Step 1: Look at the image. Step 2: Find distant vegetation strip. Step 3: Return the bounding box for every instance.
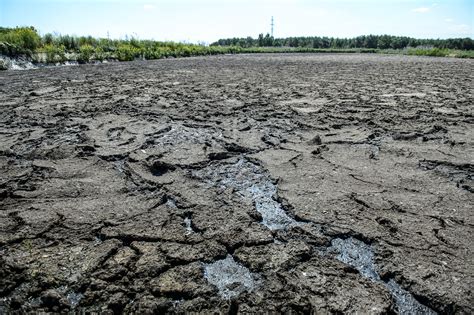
[214,33,474,58]
[213,33,474,50]
[1,27,473,65]
[227,47,474,58]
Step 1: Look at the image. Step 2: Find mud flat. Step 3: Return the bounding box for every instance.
[0,54,473,313]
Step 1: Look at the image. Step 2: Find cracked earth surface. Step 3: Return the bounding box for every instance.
[0,54,473,314]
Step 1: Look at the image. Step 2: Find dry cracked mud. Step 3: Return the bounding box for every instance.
[0,54,473,314]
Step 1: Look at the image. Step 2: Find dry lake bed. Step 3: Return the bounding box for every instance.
[0,54,473,313]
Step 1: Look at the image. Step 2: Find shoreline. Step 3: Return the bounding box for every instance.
[2,48,473,71]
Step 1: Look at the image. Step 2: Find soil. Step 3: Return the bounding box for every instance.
[0,54,473,314]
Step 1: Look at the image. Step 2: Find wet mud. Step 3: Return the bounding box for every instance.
[0,54,473,313]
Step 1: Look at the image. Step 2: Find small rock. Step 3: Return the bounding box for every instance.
[311,145,328,155]
[0,58,10,70]
[308,135,322,145]
[311,148,321,155]
[41,289,68,309]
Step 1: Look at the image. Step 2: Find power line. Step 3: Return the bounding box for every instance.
[271,16,274,37]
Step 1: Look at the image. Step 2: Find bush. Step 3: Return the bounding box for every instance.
[43,44,66,63]
[0,27,41,55]
[78,44,95,63]
[0,42,21,57]
[116,44,139,61]
[143,47,165,60]
[94,46,106,61]
[13,27,41,51]
[407,48,450,57]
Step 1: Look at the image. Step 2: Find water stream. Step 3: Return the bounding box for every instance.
[193,158,297,230]
[328,237,437,315]
[195,157,436,313]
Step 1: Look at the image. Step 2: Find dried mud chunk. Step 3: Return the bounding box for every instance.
[308,135,322,145]
[128,295,170,314]
[85,114,154,156]
[131,242,169,277]
[40,289,69,311]
[275,223,331,246]
[286,258,393,313]
[30,87,59,96]
[76,144,96,156]
[0,257,26,295]
[311,145,329,155]
[160,240,226,263]
[207,151,236,161]
[81,239,122,273]
[100,206,198,243]
[216,222,274,248]
[150,262,215,298]
[106,292,129,313]
[234,240,312,272]
[230,256,393,313]
[126,160,176,186]
[94,246,136,281]
[172,296,227,313]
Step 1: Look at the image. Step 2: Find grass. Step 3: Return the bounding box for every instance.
[380,47,474,58]
[406,48,474,58]
[238,47,379,54]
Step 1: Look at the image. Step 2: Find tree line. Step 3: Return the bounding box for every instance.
[212,34,474,50]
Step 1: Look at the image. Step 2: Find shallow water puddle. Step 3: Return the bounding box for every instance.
[66,291,84,308]
[193,158,297,230]
[203,255,259,299]
[386,279,436,315]
[330,237,379,280]
[183,217,193,234]
[329,238,436,315]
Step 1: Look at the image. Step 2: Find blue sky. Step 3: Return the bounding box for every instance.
[1,0,473,43]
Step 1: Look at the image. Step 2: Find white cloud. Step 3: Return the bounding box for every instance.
[412,7,430,13]
[444,18,453,23]
[143,4,156,10]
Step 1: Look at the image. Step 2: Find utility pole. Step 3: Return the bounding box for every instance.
[271,16,274,37]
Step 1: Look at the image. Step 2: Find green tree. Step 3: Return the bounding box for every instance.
[257,33,264,47]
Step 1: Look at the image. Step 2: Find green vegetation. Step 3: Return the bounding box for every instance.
[377,47,474,58]
[214,34,474,58]
[1,27,473,65]
[230,47,378,54]
[0,27,234,63]
[213,34,474,50]
[78,44,95,63]
[0,26,41,53]
[406,48,474,58]
[41,44,67,63]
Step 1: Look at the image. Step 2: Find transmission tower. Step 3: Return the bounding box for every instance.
[271,16,274,37]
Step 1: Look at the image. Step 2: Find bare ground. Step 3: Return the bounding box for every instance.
[0,54,473,314]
